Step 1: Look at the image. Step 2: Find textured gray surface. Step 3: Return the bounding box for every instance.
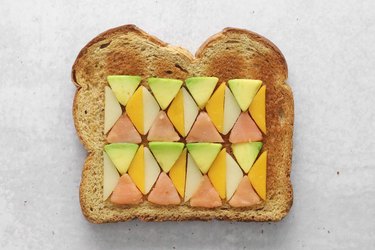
[0,0,375,249]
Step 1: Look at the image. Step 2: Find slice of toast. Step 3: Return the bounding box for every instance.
[72,25,294,223]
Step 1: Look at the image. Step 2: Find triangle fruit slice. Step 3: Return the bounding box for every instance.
[223,86,241,134]
[228,79,262,111]
[190,175,222,208]
[149,142,184,173]
[184,153,204,202]
[206,82,225,133]
[226,152,243,200]
[167,89,185,136]
[148,172,181,205]
[232,142,263,173]
[104,86,122,134]
[185,77,218,109]
[103,152,120,201]
[186,112,223,143]
[104,143,139,175]
[186,143,222,174]
[169,149,187,198]
[229,176,261,207]
[126,86,160,135]
[107,113,142,143]
[144,147,161,194]
[147,111,180,142]
[143,87,160,134]
[126,86,144,134]
[207,148,226,199]
[249,85,266,134]
[182,88,199,135]
[128,145,145,194]
[248,151,267,200]
[229,112,263,143]
[107,75,141,106]
[148,78,183,110]
[110,174,143,205]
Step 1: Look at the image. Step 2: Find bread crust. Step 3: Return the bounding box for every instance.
[72,25,293,223]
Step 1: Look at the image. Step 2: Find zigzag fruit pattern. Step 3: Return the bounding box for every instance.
[103,76,267,208]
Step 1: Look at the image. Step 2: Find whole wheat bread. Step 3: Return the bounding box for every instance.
[72,25,294,223]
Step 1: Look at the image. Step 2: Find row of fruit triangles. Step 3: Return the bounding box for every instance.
[103,142,266,205]
[104,76,266,136]
[107,110,263,144]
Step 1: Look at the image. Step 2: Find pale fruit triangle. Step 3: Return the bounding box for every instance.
[103,152,120,201]
[148,78,183,110]
[104,86,122,134]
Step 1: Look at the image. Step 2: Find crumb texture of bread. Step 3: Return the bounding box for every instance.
[73,25,293,223]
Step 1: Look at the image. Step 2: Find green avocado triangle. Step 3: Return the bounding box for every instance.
[107,75,141,106]
[228,79,262,111]
[149,142,185,172]
[186,143,222,174]
[185,77,218,109]
[104,143,139,174]
[232,142,263,173]
[148,78,183,110]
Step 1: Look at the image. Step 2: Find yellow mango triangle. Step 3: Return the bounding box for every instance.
[169,148,187,197]
[126,87,144,134]
[249,85,266,134]
[248,151,267,200]
[128,145,145,194]
[207,148,226,199]
[167,89,185,136]
[206,82,225,133]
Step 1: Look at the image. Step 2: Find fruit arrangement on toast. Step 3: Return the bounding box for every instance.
[72,25,293,222]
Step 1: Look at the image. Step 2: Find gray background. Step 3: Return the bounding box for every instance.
[0,0,374,249]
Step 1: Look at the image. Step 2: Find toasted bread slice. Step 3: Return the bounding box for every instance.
[72,25,293,223]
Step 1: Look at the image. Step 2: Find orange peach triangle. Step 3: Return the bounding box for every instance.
[229,176,261,207]
[107,113,142,143]
[186,112,223,143]
[229,112,262,143]
[147,172,181,205]
[147,111,180,141]
[110,174,143,205]
[190,175,222,208]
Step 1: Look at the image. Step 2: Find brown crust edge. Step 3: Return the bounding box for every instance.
[73,25,294,223]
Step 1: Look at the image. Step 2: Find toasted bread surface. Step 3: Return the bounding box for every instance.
[72,25,293,223]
